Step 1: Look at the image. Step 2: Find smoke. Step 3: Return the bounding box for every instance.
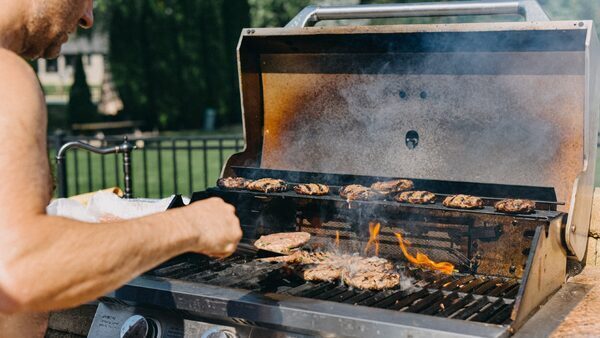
[399,273,416,291]
[260,29,585,207]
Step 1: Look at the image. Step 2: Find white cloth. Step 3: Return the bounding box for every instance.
[47,191,187,222]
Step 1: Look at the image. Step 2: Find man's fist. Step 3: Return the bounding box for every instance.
[178,198,242,258]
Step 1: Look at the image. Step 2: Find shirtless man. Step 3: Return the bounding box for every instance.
[0,1,242,336]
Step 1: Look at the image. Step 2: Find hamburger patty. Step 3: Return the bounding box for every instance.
[370,179,414,194]
[339,184,384,201]
[299,254,400,290]
[303,264,342,282]
[395,191,436,204]
[258,251,329,264]
[254,232,311,254]
[343,270,401,290]
[495,199,536,214]
[246,178,288,193]
[217,177,250,189]
[294,183,330,196]
[443,194,484,209]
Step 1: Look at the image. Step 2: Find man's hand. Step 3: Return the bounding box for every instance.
[178,198,242,258]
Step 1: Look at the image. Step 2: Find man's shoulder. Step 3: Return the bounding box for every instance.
[0,48,37,79]
[0,48,44,111]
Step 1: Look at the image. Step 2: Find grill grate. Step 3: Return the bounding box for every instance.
[146,252,517,325]
[204,186,561,221]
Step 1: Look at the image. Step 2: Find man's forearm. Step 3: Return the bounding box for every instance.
[0,210,195,313]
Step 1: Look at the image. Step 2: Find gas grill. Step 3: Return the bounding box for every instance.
[88,1,600,337]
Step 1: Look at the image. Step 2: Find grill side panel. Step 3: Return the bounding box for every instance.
[511,218,566,331]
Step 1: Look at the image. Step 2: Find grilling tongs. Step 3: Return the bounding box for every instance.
[237,242,314,259]
[237,242,289,258]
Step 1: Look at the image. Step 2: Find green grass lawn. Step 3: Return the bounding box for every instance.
[50,138,243,199]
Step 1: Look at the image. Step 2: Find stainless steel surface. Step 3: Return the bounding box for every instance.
[510,217,566,330]
[89,300,414,338]
[105,276,510,338]
[89,302,244,338]
[56,136,135,198]
[565,25,600,260]
[286,0,549,28]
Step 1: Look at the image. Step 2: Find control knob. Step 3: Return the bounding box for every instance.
[201,327,239,338]
[120,315,161,338]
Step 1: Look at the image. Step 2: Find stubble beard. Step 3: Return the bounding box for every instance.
[21,2,69,60]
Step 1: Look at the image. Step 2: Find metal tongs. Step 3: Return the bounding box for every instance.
[237,242,314,259]
[236,242,288,258]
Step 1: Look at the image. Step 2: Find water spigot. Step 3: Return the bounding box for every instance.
[56,136,136,198]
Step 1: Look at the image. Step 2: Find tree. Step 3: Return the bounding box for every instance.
[105,0,251,130]
[222,0,251,124]
[248,0,309,27]
[67,54,97,126]
[98,0,600,131]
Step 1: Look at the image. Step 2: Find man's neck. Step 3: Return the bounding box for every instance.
[0,0,27,54]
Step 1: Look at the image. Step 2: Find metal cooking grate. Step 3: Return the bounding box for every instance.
[146,252,518,325]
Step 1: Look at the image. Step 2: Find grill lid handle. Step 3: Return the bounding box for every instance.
[286,0,550,28]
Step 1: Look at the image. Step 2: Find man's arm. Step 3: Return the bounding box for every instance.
[0,49,242,313]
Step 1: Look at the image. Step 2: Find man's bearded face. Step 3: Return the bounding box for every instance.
[21,0,94,59]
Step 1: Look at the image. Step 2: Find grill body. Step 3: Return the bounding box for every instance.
[89,2,599,337]
[91,172,565,337]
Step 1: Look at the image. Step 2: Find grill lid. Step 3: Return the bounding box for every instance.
[228,2,600,259]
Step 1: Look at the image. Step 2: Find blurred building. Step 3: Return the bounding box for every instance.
[36,33,108,104]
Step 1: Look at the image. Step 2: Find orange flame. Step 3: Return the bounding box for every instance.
[394,232,454,275]
[335,230,340,248]
[364,222,381,256]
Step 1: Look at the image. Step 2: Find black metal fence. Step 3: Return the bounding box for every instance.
[48,134,245,199]
[48,133,600,198]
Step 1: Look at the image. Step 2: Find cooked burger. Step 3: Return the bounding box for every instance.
[294,183,330,196]
[258,249,401,290]
[254,232,311,254]
[395,191,436,204]
[443,194,484,209]
[340,256,399,290]
[300,254,400,290]
[343,270,401,290]
[303,264,342,282]
[370,179,414,194]
[258,250,329,264]
[246,178,288,193]
[495,199,536,214]
[217,177,250,189]
[339,185,384,201]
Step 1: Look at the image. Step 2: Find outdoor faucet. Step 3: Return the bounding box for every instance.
[56,136,135,199]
